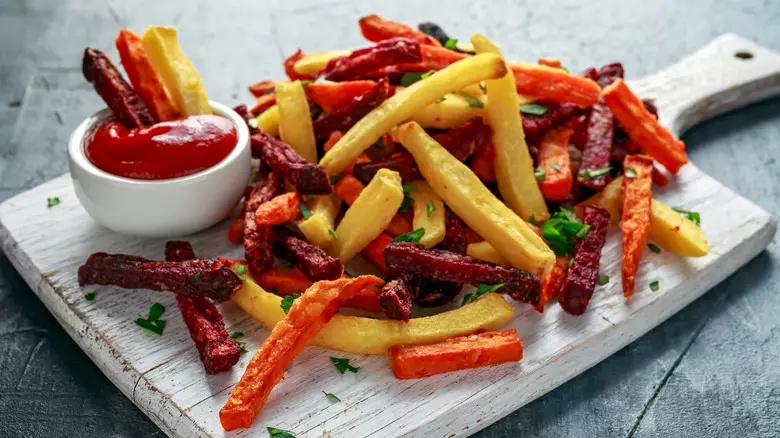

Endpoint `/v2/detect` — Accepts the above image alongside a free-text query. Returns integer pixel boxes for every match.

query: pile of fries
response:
[79,16,711,433]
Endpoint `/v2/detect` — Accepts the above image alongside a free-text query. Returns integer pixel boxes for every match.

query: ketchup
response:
[84,115,238,180]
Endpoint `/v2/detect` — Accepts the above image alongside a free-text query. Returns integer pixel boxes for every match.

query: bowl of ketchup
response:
[69,101,251,237]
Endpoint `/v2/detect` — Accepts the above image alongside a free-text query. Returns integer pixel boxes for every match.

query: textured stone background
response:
[0,0,779,436]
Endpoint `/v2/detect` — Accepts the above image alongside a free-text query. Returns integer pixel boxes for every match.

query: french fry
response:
[472,34,549,222]
[320,53,507,175]
[650,200,709,257]
[253,192,301,227]
[576,176,623,223]
[331,169,405,262]
[396,121,555,277]
[276,81,318,163]
[231,275,516,355]
[603,79,688,174]
[298,193,341,249]
[115,29,178,122]
[467,240,508,265]
[362,233,393,274]
[359,14,440,46]
[255,105,279,137]
[410,93,486,129]
[227,215,245,244]
[293,49,353,76]
[537,256,568,312]
[388,329,523,379]
[401,44,469,71]
[536,127,574,201]
[141,26,211,116]
[408,181,446,247]
[249,94,276,115]
[305,80,376,112]
[248,79,287,97]
[334,174,412,237]
[509,62,600,108]
[220,276,383,431]
[620,155,654,297]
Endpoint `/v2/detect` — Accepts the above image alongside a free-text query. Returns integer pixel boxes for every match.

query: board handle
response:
[628,34,780,137]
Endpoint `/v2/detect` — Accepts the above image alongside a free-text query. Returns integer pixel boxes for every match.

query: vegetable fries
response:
[408,181,446,247]
[297,193,341,248]
[650,200,709,257]
[220,276,383,430]
[231,275,516,355]
[472,34,550,222]
[293,49,353,76]
[141,26,211,115]
[620,155,654,296]
[396,121,555,276]
[320,53,507,175]
[410,93,486,129]
[276,81,318,163]
[255,105,279,136]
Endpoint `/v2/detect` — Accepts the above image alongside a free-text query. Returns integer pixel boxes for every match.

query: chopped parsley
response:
[329,175,343,185]
[280,294,301,314]
[47,197,61,208]
[314,75,327,83]
[135,303,166,335]
[580,167,612,179]
[649,280,660,292]
[398,195,414,213]
[330,357,359,374]
[529,215,537,225]
[519,103,549,115]
[233,264,247,275]
[420,69,436,80]
[597,274,610,285]
[625,167,637,178]
[400,71,427,87]
[435,96,447,103]
[540,207,590,255]
[299,200,313,218]
[672,207,701,227]
[444,38,458,50]
[534,167,546,180]
[250,170,258,184]
[231,331,249,353]
[194,272,202,280]
[552,163,562,172]
[479,82,486,92]
[392,228,425,244]
[402,184,417,193]
[426,200,436,217]
[648,243,661,254]
[85,292,96,301]
[462,283,505,305]
[323,391,341,402]
[460,93,484,108]
[267,427,296,438]
[307,194,315,200]
[328,228,339,240]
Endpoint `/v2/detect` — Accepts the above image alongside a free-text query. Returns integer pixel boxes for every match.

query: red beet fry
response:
[313,78,390,141]
[522,101,577,143]
[82,48,156,128]
[384,242,541,305]
[271,228,344,281]
[165,241,241,375]
[244,166,283,278]
[353,152,422,184]
[250,133,332,195]
[322,38,422,81]
[378,276,414,321]
[233,104,260,136]
[558,205,611,315]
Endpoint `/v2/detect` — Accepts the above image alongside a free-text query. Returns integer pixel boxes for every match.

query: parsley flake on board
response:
[672,207,701,226]
[135,303,166,335]
[392,228,425,244]
[649,280,660,292]
[534,167,546,180]
[579,167,612,179]
[330,357,359,374]
[267,427,297,438]
[460,93,484,108]
[625,167,637,178]
[462,283,505,305]
[444,38,458,50]
[323,391,341,402]
[648,243,662,254]
[280,294,301,314]
[47,197,61,208]
[299,200,313,218]
[597,274,610,285]
[85,292,96,301]
[540,207,590,256]
[426,200,436,217]
[519,103,550,115]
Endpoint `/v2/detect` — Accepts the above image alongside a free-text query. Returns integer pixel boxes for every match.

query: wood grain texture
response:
[0,34,778,438]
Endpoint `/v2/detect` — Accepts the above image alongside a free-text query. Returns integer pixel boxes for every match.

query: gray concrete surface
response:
[0,0,778,436]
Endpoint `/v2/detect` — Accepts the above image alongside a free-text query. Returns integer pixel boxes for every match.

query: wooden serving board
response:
[1,34,779,438]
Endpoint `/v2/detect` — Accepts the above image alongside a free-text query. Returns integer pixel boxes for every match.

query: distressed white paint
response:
[0,34,778,438]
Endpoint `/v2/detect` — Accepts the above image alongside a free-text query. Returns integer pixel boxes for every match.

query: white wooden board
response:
[1,34,779,438]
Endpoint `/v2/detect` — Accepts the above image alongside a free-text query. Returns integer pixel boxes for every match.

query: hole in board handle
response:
[735,51,753,60]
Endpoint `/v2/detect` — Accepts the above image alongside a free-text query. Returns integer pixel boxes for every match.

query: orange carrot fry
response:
[249,94,276,116]
[386,215,413,237]
[227,215,246,244]
[510,62,600,108]
[344,152,372,176]
[220,275,383,430]
[115,29,178,121]
[603,79,688,174]
[470,142,497,182]
[305,80,377,113]
[334,174,410,236]
[538,58,562,68]
[255,266,383,312]
[254,192,302,227]
[359,14,440,46]
[535,256,569,312]
[388,329,523,379]
[248,79,288,97]
[362,233,393,274]
[620,155,654,297]
[536,127,573,201]
[323,131,344,152]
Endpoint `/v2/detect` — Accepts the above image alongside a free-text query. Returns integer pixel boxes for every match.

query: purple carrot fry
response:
[558,205,611,315]
[250,133,331,195]
[322,38,422,81]
[272,228,343,281]
[378,276,414,321]
[244,166,283,278]
[313,78,390,141]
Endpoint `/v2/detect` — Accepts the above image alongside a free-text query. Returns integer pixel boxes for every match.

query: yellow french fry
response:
[410,93,485,129]
[254,105,279,137]
[293,49,352,76]
[297,193,341,249]
[467,240,508,265]
[276,81,318,163]
[141,26,211,116]
[408,181,446,248]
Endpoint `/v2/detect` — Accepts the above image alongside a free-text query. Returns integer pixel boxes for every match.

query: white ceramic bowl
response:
[68,101,251,238]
